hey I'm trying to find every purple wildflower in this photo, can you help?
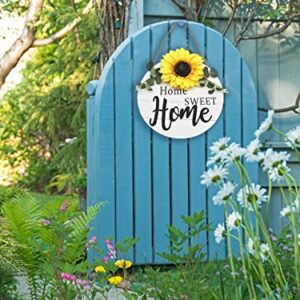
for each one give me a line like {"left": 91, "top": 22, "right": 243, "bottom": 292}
{"left": 86, "top": 236, "right": 97, "bottom": 249}
{"left": 103, "top": 239, "right": 116, "bottom": 263}
{"left": 60, "top": 201, "right": 69, "bottom": 212}
{"left": 41, "top": 219, "right": 50, "bottom": 226}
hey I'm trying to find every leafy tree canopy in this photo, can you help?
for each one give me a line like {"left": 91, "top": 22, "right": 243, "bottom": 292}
{"left": 0, "top": 7, "right": 98, "bottom": 192}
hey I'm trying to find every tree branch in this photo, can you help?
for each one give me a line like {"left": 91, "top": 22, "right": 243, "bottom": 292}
{"left": 0, "top": 0, "right": 44, "bottom": 89}
{"left": 0, "top": 0, "right": 93, "bottom": 90}
{"left": 234, "top": 1, "right": 260, "bottom": 46}
{"left": 223, "top": 5, "right": 237, "bottom": 36}
{"left": 32, "top": 0, "right": 93, "bottom": 47}
{"left": 259, "top": 91, "right": 300, "bottom": 114}
{"left": 236, "top": 13, "right": 300, "bottom": 43}
{"left": 171, "top": 0, "right": 185, "bottom": 10}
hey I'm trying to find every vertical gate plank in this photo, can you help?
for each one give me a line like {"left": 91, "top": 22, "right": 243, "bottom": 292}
{"left": 132, "top": 29, "right": 153, "bottom": 263}
{"left": 114, "top": 43, "right": 134, "bottom": 260}
{"left": 206, "top": 27, "right": 226, "bottom": 259}
{"left": 169, "top": 21, "right": 189, "bottom": 236}
{"left": 187, "top": 22, "right": 207, "bottom": 251}
{"left": 224, "top": 40, "right": 242, "bottom": 256}
{"left": 87, "top": 84, "right": 98, "bottom": 258}
{"left": 94, "top": 67, "right": 116, "bottom": 252}
{"left": 151, "top": 22, "right": 171, "bottom": 263}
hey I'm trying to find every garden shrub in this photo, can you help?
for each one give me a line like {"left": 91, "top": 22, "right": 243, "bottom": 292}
{"left": 0, "top": 261, "right": 23, "bottom": 300}
{"left": 0, "top": 192, "right": 102, "bottom": 299}
{"left": 0, "top": 191, "right": 138, "bottom": 300}
{"left": 0, "top": 185, "right": 24, "bottom": 207}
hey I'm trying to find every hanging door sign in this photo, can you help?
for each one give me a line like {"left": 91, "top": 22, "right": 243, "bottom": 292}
{"left": 137, "top": 48, "right": 227, "bottom": 139}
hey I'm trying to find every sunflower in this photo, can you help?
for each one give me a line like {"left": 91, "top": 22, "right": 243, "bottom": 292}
{"left": 160, "top": 48, "right": 204, "bottom": 90}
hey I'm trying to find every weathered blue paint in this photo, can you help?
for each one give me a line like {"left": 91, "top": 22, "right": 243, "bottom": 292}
{"left": 87, "top": 21, "right": 258, "bottom": 264}
{"left": 150, "top": 22, "right": 171, "bottom": 263}
{"left": 132, "top": 28, "right": 152, "bottom": 263}
{"left": 169, "top": 21, "right": 189, "bottom": 251}
{"left": 205, "top": 28, "right": 226, "bottom": 259}
{"left": 128, "top": 0, "right": 144, "bottom": 35}
{"left": 187, "top": 23, "right": 207, "bottom": 253}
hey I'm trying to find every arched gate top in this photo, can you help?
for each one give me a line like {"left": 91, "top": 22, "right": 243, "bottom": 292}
{"left": 87, "top": 20, "right": 258, "bottom": 264}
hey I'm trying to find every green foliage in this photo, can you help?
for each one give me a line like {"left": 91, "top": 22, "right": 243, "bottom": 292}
{"left": 0, "top": 185, "right": 25, "bottom": 207}
{"left": 0, "top": 191, "right": 103, "bottom": 299}
{"left": 0, "top": 261, "right": 23, "bottom": 300}
{"left": 129, "top": 211, "right": 215, "bottom": 299}
{"left": 0, "top": 4, "right": 98, "bottom": 192}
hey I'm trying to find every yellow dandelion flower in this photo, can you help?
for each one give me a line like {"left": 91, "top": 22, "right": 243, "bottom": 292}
{"left": 115, "top": 259, "right": 133, "bottom": 269}
{"left": 95, "top": 266, "right": 106, "bottom": 273}
{"left": 160, "top": 48, "right": 204, "bottom": 90}
{"left": 108, "top": 275, "right": 123, "bottom": 286}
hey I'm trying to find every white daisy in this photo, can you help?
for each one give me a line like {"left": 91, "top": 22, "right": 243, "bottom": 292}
{"left": 200, "top": 165, "right": 228, "bottom": 187}
{"left": 210, "top": 137, "right": 231, "bottom": 155}
{"left": 237, "top": 183, "right": 268, "bottom": 211}
{"left": 65, "top": 137, "right": 78, "bottom": 144}
{"left": 225, "top": 143, "right": 246, "bottom": 164}
{"left": 260, "top": 243, "right": 270, "bottom": 262}
{"left": 294, "top": 197, "right": 299, "bottom": 212}
{"left": 257, "top": 151, "right": 266, "bottom": 165}
{"left": 206, "top": 151, "right": 227, "bottom": 167}
{"left": 214, "top": 223, "right": 226, "bottom": 244}
{"left": 247, "top": 238, "right": 256, "bottom": 255}
{"left": 254, "top": 110, "right": 274, "bottom": 138}
{"left": 245, "top": 139, "right": 262, "bottom": 162}
{"left": 298, "top": 234, "right": 300, "bottom": 246}
{"left": 262, "top": 149, "right": 290, "bottom": 182}
{"left": 280, "top": 205, "right": 293, "bottom": 217}
{"left": 262, "top": 149, "right": 290, "bottom": 171}
{"left": 268, "top": 164, "right": 291, "bottom": 182}
{"left": 212, "top": 182, "right": 236, "bottom": 205}
{"left": 285, "top": 126, "right": 300, "bottom": 148}
{"left": 226, "top": 211, "right": 242, "bottom": 231}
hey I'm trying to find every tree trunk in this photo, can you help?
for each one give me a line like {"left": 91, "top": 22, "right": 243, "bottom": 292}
{"left": 78, "top": 187, "right": 87, "bottom": 212}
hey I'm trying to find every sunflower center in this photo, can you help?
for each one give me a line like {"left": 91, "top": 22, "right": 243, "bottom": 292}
{"left": 174, "top": 61, "right": 191, "bottom": 77}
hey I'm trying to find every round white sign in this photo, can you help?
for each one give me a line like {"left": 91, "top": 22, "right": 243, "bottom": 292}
{"left": 137, "top": 66, "right": 224, "bottom": 139}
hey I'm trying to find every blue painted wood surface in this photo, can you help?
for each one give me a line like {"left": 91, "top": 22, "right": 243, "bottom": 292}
{"left": 169, "top": 22, "right": 189, "bottom": 250}
{"left": 87, "top": 21, "right": 258, "bottom": 263}
{"left": 150, "top": 22, "right": 171, "bottom": 263}
{"left": 187, "top": 23, "right": 207, "bottom": 254}
{"left": 132, "top": 28, "right": 152, "bottom": 263}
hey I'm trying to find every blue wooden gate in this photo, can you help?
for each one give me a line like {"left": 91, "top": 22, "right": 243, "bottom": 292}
{"left": 86, "top": 20, "right": 258, "bottom": 264}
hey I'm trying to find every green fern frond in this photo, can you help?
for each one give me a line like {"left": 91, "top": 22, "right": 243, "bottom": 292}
{"left": 68, "top": 202, "right": 104, "bottom": 238}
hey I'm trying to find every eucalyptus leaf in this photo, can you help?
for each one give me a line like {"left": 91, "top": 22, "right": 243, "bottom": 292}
{"left": 203, "top": 67, "right": 209, "bottom": 78}
{"left": 207, "top": 81, "right": 214, "bottom": 89}
{"left": 155, "top": 68, "right": 161, "bottom": 76}
{"left": 210, "top": 68, "right": 218, "bottom": 78}
{"left": 150, "top": 68, "right": 156, "bottom": 77}
{"left": 146, "top": 61, "right": 154, "bottom": 71}
{"left": 146, "top": 78, "right": 155, "bottom": 86}
{"left": 155, "top": 77, "right": 162, "bottom": 84}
